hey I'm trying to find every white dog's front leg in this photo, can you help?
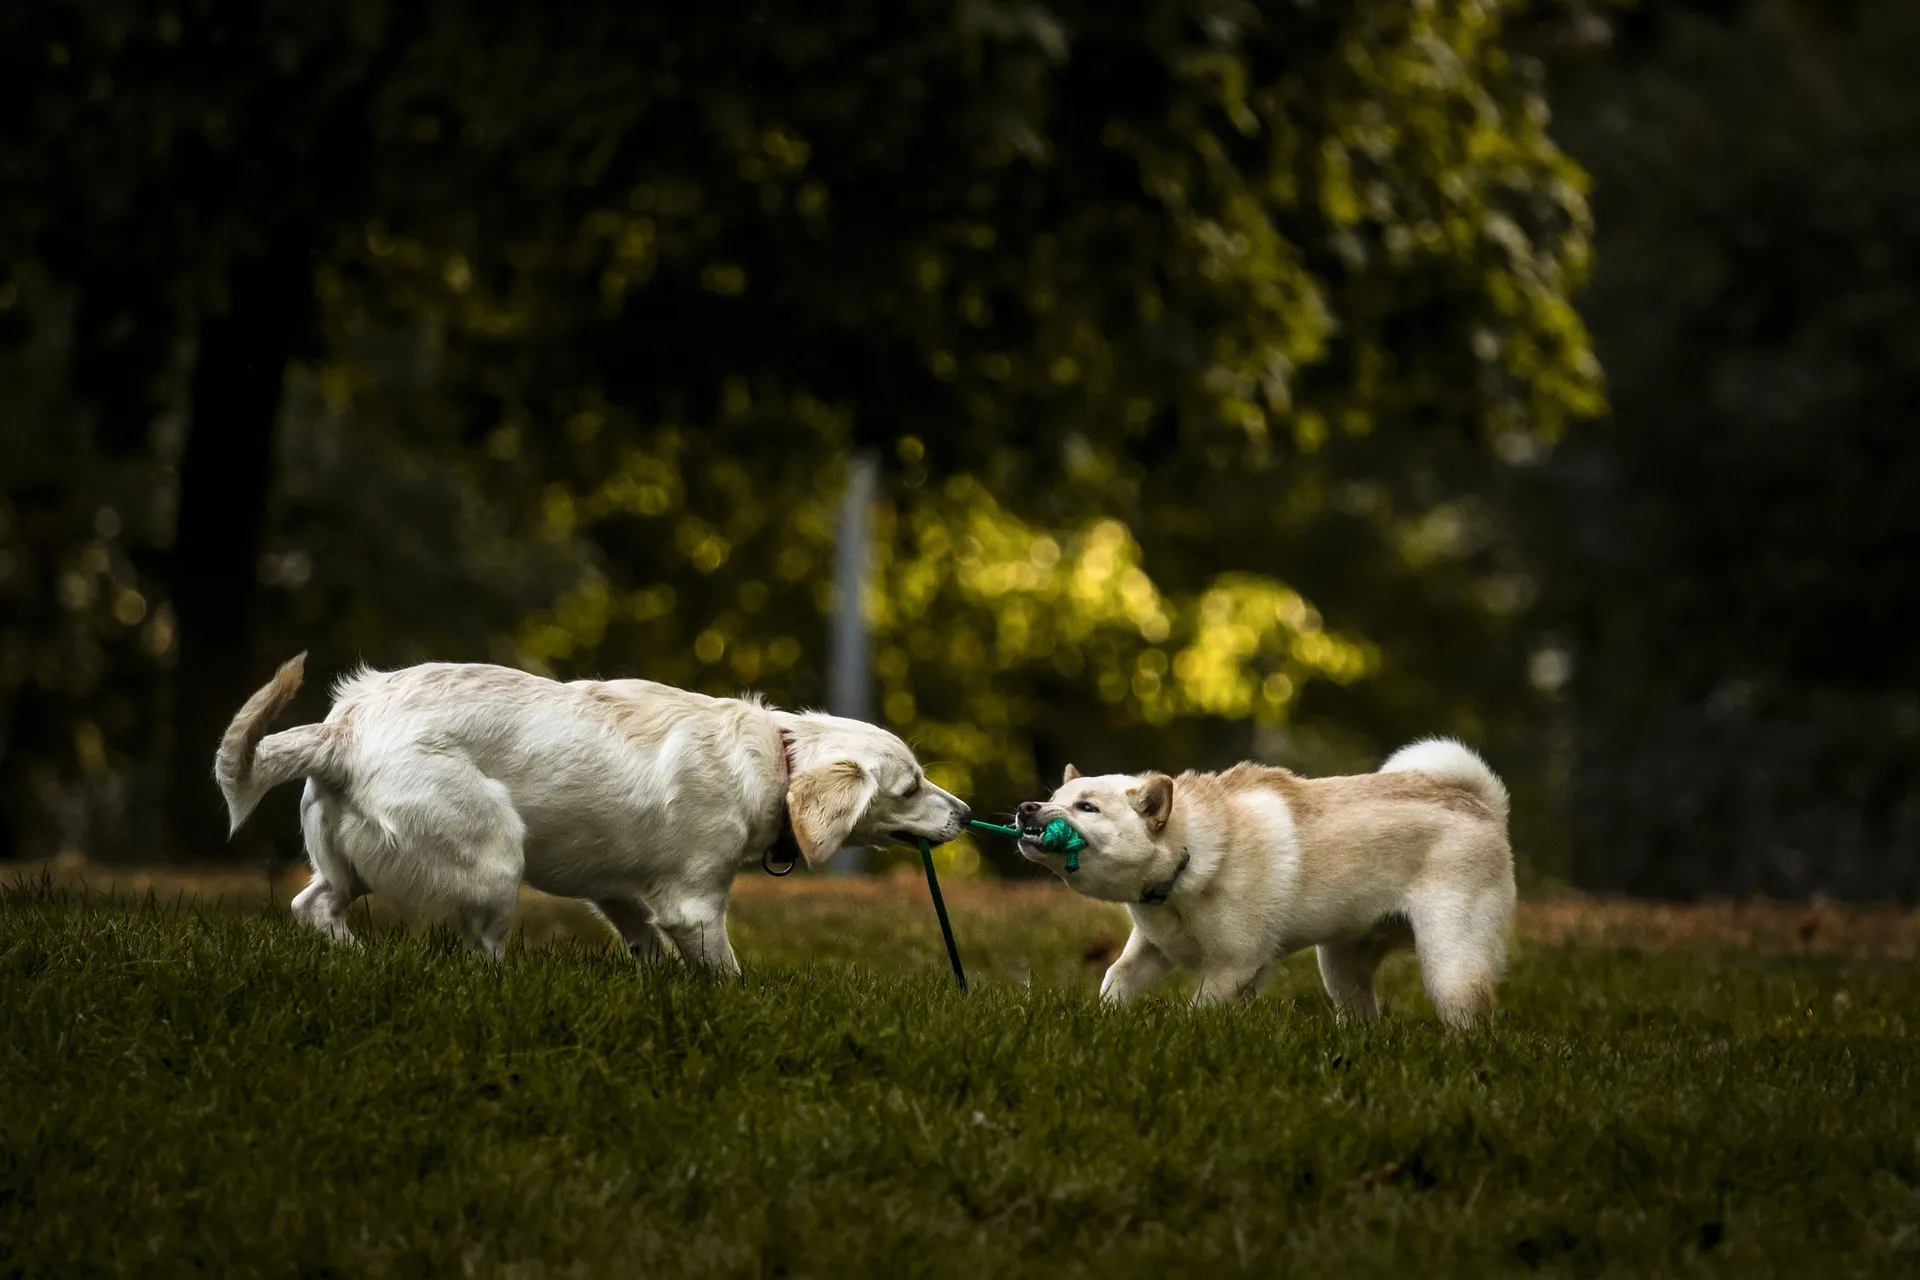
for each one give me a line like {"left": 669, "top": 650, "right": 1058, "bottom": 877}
{"left": 594, "top": 897, "right": 674, "bottom": 963}
{"left": 1100, "top": 931, "right": 1173, "bottom": 1004}
{"left": 655, "top": 891, "right": 740, "bottom": 975}
{"left": 1193, "top": 961, "right": 1268, "bottom": 1007}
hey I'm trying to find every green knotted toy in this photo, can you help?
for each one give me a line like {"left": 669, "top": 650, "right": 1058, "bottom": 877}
{"left": 967, "top": 817, "right": 1089, "bottom": 872}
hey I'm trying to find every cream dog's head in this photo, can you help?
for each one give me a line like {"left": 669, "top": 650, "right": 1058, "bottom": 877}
{"left": 781, "top": 712, "right": 970, "bottom": 864}
{"left": 1016, "top": 764, "right": 1177, "bottom": 902}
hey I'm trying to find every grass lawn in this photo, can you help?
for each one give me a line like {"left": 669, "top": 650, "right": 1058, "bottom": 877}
{"left": 3, "top": 865, "right": 1919, "bottom": 1276}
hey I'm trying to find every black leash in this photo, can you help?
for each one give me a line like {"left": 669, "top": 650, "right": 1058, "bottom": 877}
{"left": 757, "top": 809, "right": 966, "bottom": 989}
{"left": 761, "top": 807, "right": 1180, "bottom": 989}
{"left": 759, "top": 725, "right": 965, "bottom": 987}
{"left": 915, "top": 837, "right": 967, "bottom": 990}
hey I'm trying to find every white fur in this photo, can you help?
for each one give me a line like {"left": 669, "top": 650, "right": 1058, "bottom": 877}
{"left": 1378, "top": 736, "right": 1509, "bottom": 817}
{"left": 218, "top": 659, "right": 969, "bottom": 967}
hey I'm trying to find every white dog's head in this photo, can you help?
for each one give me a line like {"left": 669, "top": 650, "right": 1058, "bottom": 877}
{"left": 781, "top": 712, "right": 970, "bottom": 864}
{"left": 1016, "top": 764, "right": 1176, "bottom": 901}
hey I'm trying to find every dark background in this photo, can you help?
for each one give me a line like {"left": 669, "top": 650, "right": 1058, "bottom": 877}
{"left": 2, "top": 0, "right": 1914, "bottom": 899}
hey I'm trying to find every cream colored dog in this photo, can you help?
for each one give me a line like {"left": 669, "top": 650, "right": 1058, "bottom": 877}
{"left": 1017, "top": 739, "right": 1515, "bottom": 1027}
{"left": 215, "top": 655, "right": 969, "bottom": 967}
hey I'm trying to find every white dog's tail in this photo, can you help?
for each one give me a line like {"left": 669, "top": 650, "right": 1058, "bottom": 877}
{"left": 213, "top": 653, "right": 343, "bottom": 835}
{"left": 1379, "top": 737, "right": 1509, "bottom": 820}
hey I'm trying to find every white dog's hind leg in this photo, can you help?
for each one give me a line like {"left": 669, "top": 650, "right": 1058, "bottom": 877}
{"left": 594, "top": 897, "right": 673, "bottom": 962}
{"left": 1099, "top": 931, "right": 1173, "bottom": 1004}
{"left": 446, "top": 778, "right": 525, "bottom": 960}
{"left": 293, "top": 781, "right": 361, "bottom": 945}
{"left": 291, "top": 877, "right": 358, "bottom": 944}
{"left": 654, "top": 890, "right": 739, "bottom": 975}
{"left": 362, "top": 764, "right": 526, "bottom": 960}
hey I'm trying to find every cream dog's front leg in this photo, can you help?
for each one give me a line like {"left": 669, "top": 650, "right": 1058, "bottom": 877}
{"left": 1193, "top": 961, "right": 1268, "bottom": 1006}
{"left": 1100, "top": 929, "right": 1173, "bottom": 1004}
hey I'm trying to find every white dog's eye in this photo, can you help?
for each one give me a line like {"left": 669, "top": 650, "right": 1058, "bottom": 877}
{"left": 1074, "top": 801, "right": 1099, "bottom": 814}
{"left": 902, "top": 778, "right": 921, "bottom": 798}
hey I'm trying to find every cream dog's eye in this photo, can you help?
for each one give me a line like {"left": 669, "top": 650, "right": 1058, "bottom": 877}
{"left": 902, "top": 778, "right": 921, "bottom": 798}
{"left": 1074, "top": 801, "right": 1099, "bottom": 814}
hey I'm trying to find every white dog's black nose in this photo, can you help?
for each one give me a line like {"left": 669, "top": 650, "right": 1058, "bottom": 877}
{"left": 1016, "top": 800, "right": 1043, "bottom": 831}
{"left": 954, "top": 802, "right": 972, "bottom": 823}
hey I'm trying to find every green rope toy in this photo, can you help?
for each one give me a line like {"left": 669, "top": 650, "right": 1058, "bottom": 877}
{"left": 967, "top": 817, "right": 1088, "bottom": 871}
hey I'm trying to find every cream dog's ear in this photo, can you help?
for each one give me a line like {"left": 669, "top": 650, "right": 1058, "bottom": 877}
{"left": 1130, "top": 773, "right": 1175, "bottom": 834}
{"left": 787, "top": 760, "right": 878, "bottom": 865}
{"left": 1062, "top": 763, "right": 1082, "bottom": 784}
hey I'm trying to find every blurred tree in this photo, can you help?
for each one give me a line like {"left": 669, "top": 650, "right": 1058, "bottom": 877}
{"left": 3, "top": 0, "right": 1601, "bottom": 873}
{"left": 1534, "top": 0, "right": 1920, "bottom": 898}
{"left": 381, "top": 0, "right": 1598, "bottom": 872}
{"left": 2, "top": 0, "right": 408, "bottom": 859}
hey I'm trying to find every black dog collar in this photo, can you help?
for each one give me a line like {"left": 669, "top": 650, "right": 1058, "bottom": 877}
{"left": 763, "top": 730, "right": 804, "bottom": 877}
{"left": 1139, "top": 849, "right": 1191, "bottom": 905}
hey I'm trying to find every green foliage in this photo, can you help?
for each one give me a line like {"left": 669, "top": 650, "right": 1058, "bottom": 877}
{"left": 1, "top": 1, "right": 1602, "bottom": 867}
{"left": 310, "top": 0, "right": 1599, "bottom": 869}
{"left": 5, "top": 885, "right": 1920, "bottom": 1274}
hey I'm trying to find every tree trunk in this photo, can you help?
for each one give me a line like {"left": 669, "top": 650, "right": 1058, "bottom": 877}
{"left": 163, "top": 240, "right": 313, "bottom": 863}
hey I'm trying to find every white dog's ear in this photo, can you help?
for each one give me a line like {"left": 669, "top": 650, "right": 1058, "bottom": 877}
{"left": 1130, "top": 773, "right": 1174, "bottom": 833}
{"left": 1062, "top": 763, "right": 1081, "bottom": 784}
{"left": 787, "top": 760, "right": 878, "bottom": 865}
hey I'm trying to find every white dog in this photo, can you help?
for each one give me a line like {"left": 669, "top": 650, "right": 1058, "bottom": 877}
{"left": 1017, "top": 740, "right": 1515, "bottom": 1027}
{"left": 215, "top": 655, "right": 969, "bottom": 968}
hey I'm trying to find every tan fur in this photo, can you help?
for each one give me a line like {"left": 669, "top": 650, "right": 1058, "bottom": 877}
{"left": 1021, "top": 738, "right": 1515, "bottom": 1028}
{"left": 214, "top": 652, "right": 305, "bottom": 793}
{"left": 787, "top": 759, "right": 878, "bottom": 863}
{"left": 213, "top": 652, "right": 342, "bottom": 834}
{"left": 1133, "top": 773, "right": 1174, "bottom": 832}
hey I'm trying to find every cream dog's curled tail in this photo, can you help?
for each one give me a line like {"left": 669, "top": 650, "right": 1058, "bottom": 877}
{"left": 1378, "top": 737, "right": 1509, "bottom": 819}
{"left": 212, "top": 652, "right": 343, "bottom": 834}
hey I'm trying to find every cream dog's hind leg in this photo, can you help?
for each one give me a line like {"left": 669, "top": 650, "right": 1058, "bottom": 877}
{"left": 1409, "top": 884, "right": 1511, "bottom": 1029}
{"left": 1316, "top": 915, "right": 1415, "bottom": 1022}
{"left": 1316, "top": 941, "right": 1387, "bottom": 1021}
